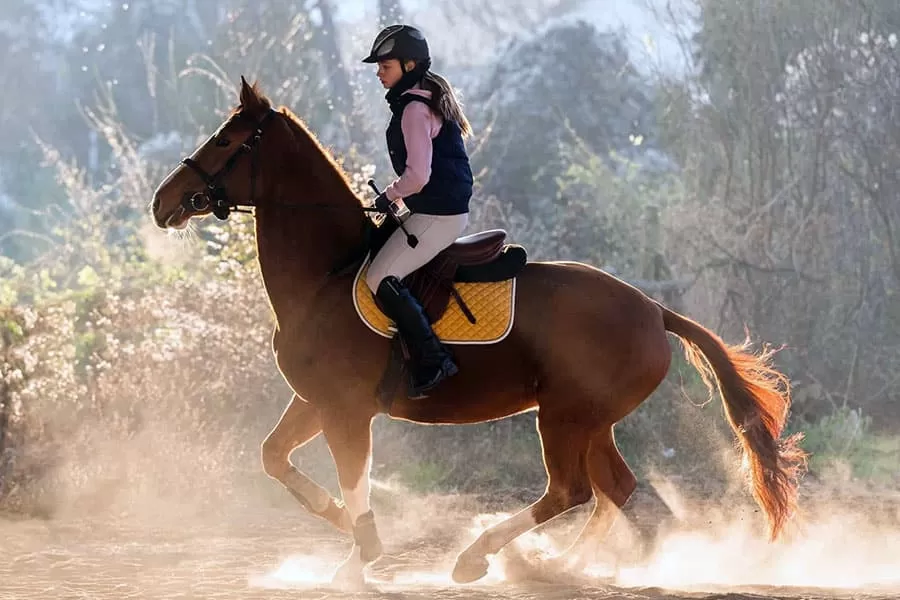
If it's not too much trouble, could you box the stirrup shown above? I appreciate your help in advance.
[407,357,459,399]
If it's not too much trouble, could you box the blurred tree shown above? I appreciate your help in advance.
[201,0,372,150]
[378,0,404,25]
[63,1,215,160]
[0,0,71,260]
[434,0,584,39]
[660,0,900,425]
[470,21,663,221]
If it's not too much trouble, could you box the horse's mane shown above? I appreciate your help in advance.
[235,82,366,208]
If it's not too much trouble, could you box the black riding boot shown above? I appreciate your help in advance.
[375,276,458,398]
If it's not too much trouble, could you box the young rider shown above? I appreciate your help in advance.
[362,24,474,399]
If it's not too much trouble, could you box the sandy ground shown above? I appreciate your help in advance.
[2,486,898,600]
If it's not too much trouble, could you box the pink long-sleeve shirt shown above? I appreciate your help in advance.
[384,87,443,202]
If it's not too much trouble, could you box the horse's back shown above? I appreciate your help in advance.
[518,259,661,310]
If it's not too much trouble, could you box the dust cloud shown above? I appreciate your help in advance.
[245,472,900,597]
[3,410,899,599]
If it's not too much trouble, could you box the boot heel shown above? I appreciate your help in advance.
[442,358,459,377]
[375,275,459,399]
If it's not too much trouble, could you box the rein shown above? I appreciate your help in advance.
[179,108,384,221]
[176,107,391,278]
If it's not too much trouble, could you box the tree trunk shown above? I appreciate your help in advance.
[379,0,404,25]
[314,0,370,148]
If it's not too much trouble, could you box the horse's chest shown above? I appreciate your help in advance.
[273,313,370,377]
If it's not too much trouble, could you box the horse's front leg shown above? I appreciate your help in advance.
[261,394,352,533]
[322,411,382,588]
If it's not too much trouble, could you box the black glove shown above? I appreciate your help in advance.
[374,192,391,214]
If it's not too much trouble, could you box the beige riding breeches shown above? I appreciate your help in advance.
[365,212,469,293]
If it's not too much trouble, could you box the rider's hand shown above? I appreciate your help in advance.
[374,192,391,214]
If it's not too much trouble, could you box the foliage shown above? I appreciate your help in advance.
[3,0,899,519]
[797,406,898,481]
[659,0,900,434]
[547,137,683,270]
[470,21,663,220]
[0,100,282,512]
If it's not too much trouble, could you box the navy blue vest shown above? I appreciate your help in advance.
[386,94,473,215]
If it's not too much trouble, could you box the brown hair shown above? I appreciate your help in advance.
[420,70,473,138]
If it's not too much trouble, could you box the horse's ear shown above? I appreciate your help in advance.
[239,75,260,111]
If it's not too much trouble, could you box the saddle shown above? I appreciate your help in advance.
[350,222,527,408]
[399,228,527,323]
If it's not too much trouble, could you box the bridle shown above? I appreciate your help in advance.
[172,106,418,276]
[179,108,277,220]
[176,107,387,223]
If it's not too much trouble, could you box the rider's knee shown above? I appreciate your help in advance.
[365,257,394,293]
[365,270,383,294]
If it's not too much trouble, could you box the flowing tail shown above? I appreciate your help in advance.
[661,305,807,540]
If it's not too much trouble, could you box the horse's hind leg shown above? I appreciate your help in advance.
[261,394,352,533]
[559,426,674,573]
[553,427,637,571]
[451,413,594,584]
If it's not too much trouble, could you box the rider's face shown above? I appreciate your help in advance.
[377,59,414,89]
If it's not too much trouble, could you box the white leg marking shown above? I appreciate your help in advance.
[480,510,540,554]
[341,452,372,523]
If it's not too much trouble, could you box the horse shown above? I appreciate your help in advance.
[150,77,806,586]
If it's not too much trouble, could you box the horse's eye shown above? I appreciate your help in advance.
[215,137,230,147]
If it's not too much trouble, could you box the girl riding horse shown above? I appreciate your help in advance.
[362,24,474,399]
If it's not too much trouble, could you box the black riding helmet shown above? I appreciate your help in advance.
[361,24,430,64]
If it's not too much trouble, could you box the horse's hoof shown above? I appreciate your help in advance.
[331,559,366,591]
[451,552,489,584]
[535,553,569,574]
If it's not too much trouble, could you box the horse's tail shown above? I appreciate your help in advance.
[660,304,807,540]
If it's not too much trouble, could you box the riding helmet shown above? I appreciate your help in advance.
[361,24,430,63]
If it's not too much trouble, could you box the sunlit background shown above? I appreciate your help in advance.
[1,0,899,598]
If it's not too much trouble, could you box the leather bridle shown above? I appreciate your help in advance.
[178,108,277,220]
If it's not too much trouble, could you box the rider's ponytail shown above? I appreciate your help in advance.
[421,70,472,139]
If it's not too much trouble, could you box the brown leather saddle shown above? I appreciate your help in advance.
[366,226,527,407]
[401,228,528,324]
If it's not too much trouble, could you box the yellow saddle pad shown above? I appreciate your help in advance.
[352,259,516,345]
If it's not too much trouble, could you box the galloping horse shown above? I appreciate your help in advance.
[150,78,806,585]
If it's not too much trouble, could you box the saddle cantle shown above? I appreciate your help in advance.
[442,229,507,265]
[401,228,526,324]
[353,227,528,345]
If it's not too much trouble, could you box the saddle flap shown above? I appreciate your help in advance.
[405,253,457,323]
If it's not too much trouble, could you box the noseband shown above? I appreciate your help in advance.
[179,108,277,220]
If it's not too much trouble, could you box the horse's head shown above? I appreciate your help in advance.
[151,77,278,229]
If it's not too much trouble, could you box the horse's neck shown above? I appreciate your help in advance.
[254,191,364,321]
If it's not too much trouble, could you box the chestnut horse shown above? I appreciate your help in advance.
[150,78,806,585]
